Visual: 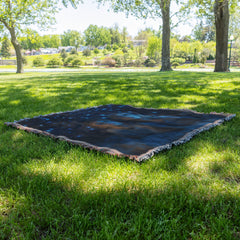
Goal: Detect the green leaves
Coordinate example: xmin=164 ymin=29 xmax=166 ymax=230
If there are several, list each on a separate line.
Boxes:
xmin=61 ymin=30 xmax=83 ymax=48
xmin=0 ymin=36 xmax=11 ymax=58
xmin=84 ymin=25 xmax=111 ymax=47
xmin=62 ymin=0 xmax=83 ymax=9
xmin=0 ymin=0 xmax=60 ymax=31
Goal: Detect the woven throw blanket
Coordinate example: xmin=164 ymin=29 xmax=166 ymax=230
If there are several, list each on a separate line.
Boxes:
xmin=5 ymin=104 xmax=235 ymax=162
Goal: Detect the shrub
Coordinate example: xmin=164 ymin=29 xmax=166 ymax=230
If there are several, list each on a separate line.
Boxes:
xmin=114 ymin=49 xmax=124 ymax=55
xmin=173 ymin=50 xmax=187 ymax=59
xmin=232 ymin=48 xmax=240 ymax=62
xmin=22 ymin=56 xmax=28 ymax=65
xmin=123 ymin=53 xmax=130 ymax=67
xmin=64 ymin=56 xmax=83 ymax=67
xmin=208 ymin=54 xmax=215 ymax=60
xmin=112 ymin=55 xmax=123 ymax=67
xmin=200 ymin=56 xmax=207 ymax=64
xmin=93 ymin=48 xmax=99 ymax=54
xmin=147 ymin=36 xmax=161 ymax=62
xmin=70 ymin=48 xmax=78 ymax=55
xmin=170 ymin=58 xmax=185 ymax=65
xmin=129 ymin=43 xmax=134 ymax=50
xmin=133 ymin=58 xmax=143 ymax=67
xmin=82 ymin=49 xmax=91 ymax=57
xmin=33 ymin=56 xmax=45 ymax=67
xmin=144 ymin=58 xmax=156 ymax=67
xmin=171 ymin=62 xmax=180 ymax=68
xmin=71 ymin=57 xmax=83 ymax=67
xmin=102 ymin=57 xmax=116 ymax=67
xmin=64 ymin=56 xmax=75 ymax=66
xmin=193 ymin=49 xmax=199 ymax=63
xmin=103 ymin=49 xmax=108 ymax=55
xmin=106 ymin=45 xmax=112 ymax=51
xmin=112 ymin=44 xmax=119 ymax=51
xmin=122 ymin=47 xmax=128 ymax=53
xmin=60 ymin=49 xmax=68 ymax=60
xmin=94 ymin=58 xmax=101 ymax=66
xmin=47 ymin=57 xmax=63 ymax=68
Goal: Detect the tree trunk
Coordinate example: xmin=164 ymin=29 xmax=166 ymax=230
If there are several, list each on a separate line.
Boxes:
xmin=214 ymin=0 xmax=229 ymax=72
xmin=9 ymin=27 xmax=24 ymax=73
xmin=160 ymin=0 xmax=172 ymax=71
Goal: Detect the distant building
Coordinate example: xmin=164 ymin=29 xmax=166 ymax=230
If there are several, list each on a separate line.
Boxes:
xmin=58 ymin=46 xmax=75 ymax=53
xmin=97 ymin=46 xmax=106 ymax=50
xmin=132 ymin=40 xmax=147 ymax=47
xmin=39 ymin=48 xmax=58 ymax=54
xmin=24 ymin=50 xmax=41 ymax=55
xmin=78 ymin=45 xmax=89 ymax=52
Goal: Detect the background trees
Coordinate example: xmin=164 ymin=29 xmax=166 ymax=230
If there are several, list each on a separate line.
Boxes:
xmin=0 ymin=36 xmax=11 ymax=59
xmin=229 ymin=5 xmax=240 ymax=41
xmin=188 ymin=0 xmax=239 ymax=72
xmin=84 ymin=25 xmax=111 ymax=47
xmin=61 ymin=30 xmax=83 ymax=49
xmin=193 ymin=20 xmax=216 ymax=42
xmin=96 ymin=0 xmax=176 ymax=71
xmin=19 ymin=30 xmax=42 ymax=51
xmin=109 ymin=24 xmax=121 ymax=46
xmin=0 ymin=0 xmax=83 ymax=73
xmin=0 ymin=0 xmax=61 ymax=73
xmin=0 ymin=0 xmax=239 ymax=72
xmin=41 ymin=35 xmax=62 ymax=48
xmin=146 ymin=36 xmax=162 ymax=63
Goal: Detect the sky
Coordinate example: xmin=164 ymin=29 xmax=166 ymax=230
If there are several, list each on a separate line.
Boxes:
xmin=40 ymin=1 xmax=195 ymax=37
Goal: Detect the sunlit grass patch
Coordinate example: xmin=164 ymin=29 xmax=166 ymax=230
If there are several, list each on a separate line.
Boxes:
xmin=0 ymin=71 xmax=239 ymax=239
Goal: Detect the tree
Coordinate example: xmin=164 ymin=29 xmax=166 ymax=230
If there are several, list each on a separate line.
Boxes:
xmin=84 ymin=25 xmax=111 ymax=47
xmin=60 ymin=49 xmax=68 ymax=60
xmin=0 ymin=0 xmax=60 ymax=73
xmin=96 ymin=0 xmax=177 ymax=71
xmin=41 ymin=34 xmax=61 ymax=48
xmin=146 ymin=36 xmax=162 ymax=63
xmin=61 ymin=30 xmax=83 ymax=49
xmin=229 ymin=5 xmax=240 ymax=40
xmin=20 ymin=29 xmax=42 ymax=51
xmin=193 ymin=21 xmax=215 ymax=42
xmin=121 ymin=27 xmax=129 ymax=44
xmin=159 ymin=0 xmax=172 ymax=71
xmin=134 ymin=28 xmax=154 ymax=44
xmin=1 ymin=36 xmax=11 ymax=59
xmin=109 ymin=24 xmax=121 ymax=45
xmin=0 ymin=0 xmax=82 ymax=73
xmin=188 ymin=0 xmax=239 ymax=72
xmin=214 ymin=0 xmax=229 ymax=71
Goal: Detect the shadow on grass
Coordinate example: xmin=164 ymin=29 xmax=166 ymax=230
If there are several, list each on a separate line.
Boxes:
xmin=0 ymin=71 xmax=240 ymax=239
xmin=1 ymin=141 xmax=240 ymax=239
xmin=1 ymin=71 xmax=238 ymax=119
xmin=0 ymin=130 xmax=240 ymax=239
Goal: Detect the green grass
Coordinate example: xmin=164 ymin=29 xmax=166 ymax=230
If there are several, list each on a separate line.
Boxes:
xmin=0 ymin=71 xmax=239 ymax=239
xmin=0 ymin=65 xmax=17 ymax=69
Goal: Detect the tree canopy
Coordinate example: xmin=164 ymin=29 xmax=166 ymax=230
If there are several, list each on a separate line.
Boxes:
xmin=84 ymin=25 xmax=111 ymax=47
xmin=96 ymin=0 xmax=184 ymax=71
xmin=0 ymin=36 xmax=11 ymax=59
xmin=0 ymin=0 xmax=83 ymax=73
xmin=0 ymin=0 xmax=59 ymax=30
xmin=187 ymin=0 xmax=239 ymax=71
xmin=61 ymin=30 xmax=83 ymax=49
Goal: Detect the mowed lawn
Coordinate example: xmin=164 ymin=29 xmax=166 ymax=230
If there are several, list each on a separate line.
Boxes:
xmin=0 ymin=71 xmax=239 ymax=239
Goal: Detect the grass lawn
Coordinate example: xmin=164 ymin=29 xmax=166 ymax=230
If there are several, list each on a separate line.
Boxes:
xmin=0 ymin=71 xmax=239 ymax=239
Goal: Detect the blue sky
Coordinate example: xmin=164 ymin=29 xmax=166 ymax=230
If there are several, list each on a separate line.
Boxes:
xmin=41 ymin=1 xmax=194 ymax=37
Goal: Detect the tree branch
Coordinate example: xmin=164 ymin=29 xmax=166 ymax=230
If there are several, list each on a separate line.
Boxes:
xmin=0 ymin=17 xmax=11 ymax=30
